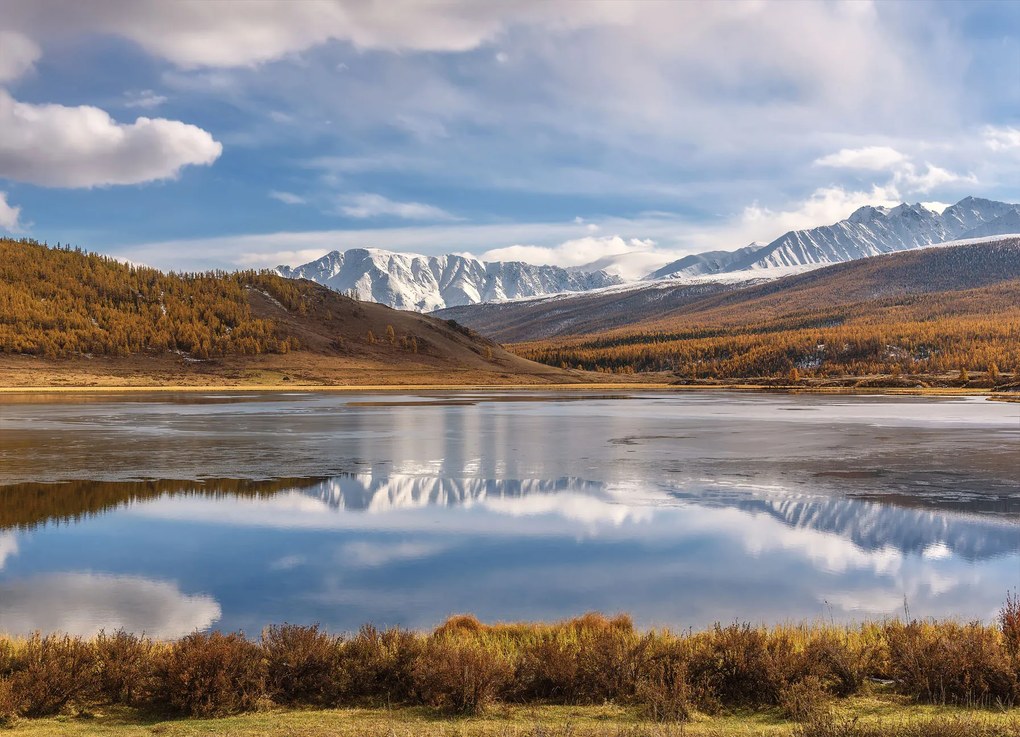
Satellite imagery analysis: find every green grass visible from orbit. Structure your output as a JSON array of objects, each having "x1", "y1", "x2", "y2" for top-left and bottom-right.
[{"x1": 5, "y1": 700, "x2": 1019, "y2": 736}]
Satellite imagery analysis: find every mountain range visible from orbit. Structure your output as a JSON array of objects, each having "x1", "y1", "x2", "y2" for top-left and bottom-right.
[
  {"x1": 276, "y1": 197, "x2": 1020, "y2": 311},
  {"x1": 275, "y1": 248, "x2": 621, "y2": 312}
]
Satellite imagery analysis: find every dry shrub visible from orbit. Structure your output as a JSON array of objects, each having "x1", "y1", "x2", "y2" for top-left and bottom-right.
[
  {"x1": 572, "y1": 614, "x2": 641, "y2": 703},
  {"x1": 8, "y1": 634, "x2": 98, "y2": 717},
  {"x1": 95, "y1": 630, "x2": 155, "y2": 706},
  {"x1": 884, "y1": 621, "x2": 1017, "y2": 706},
  {"x1": 262, "y1": 624, "x2": 346, "y2": 707},
  {"x1": 633, "y1": 638, "x2": 693, "y2": 722},
  {"x1": 687, "y1": 624, "x2": 804, "y2": 708},
  {"x1": 1001, "y1": 593, "x2": 1020, "y2": 661},
  {"x1": 414, "y1": 637, "x2": 512, "y2": 714},
  {"x1": 344, "y1": 625, "x2": 422, "y2": 704},
  {"x1": 434, "y1": 614, "x2": 484, "y2": 637},
  {"x1": 780, "y1": 675, "x2": 832, "y2": 722},
  {"x1": 513, "y1": 636, "x2": 578, "y2": 702},
  {"x1": 152, "y1": 631, "x2": 267, "y2": 717},
  {"x1": 0, "y1": 678, "x2": 18, "y2": 728},
  {"x1": 804, "y1": 627, "x2": 882, "y2": 697}
]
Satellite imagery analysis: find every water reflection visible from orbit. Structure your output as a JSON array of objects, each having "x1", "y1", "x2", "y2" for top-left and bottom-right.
[
  {"x1": 0, "y1": 391, "x2": 1017, "y2": 635},
  {"x1": 0, "y1": 471, "x2": 1017, "y2": 635}
]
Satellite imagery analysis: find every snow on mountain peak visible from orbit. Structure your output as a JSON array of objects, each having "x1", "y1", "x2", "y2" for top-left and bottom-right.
[{"x1": 276, "y1": 248, "x2": 621, "y2": 312}]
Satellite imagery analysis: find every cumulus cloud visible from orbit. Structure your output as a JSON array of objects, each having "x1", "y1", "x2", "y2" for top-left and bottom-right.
[
  {"x1": 0, "y1": 90, "x2": 222, "y2": 187},
  {"x1": 983, "y1": 125, "x2": 1020, "y2": 151},
  {"x1": 742, "y1": 185, "x2": 902, "y2": 237},
  {"x1": 0, "y1": 533, "x2": 18, "y2": 570},
  {"x1": 0, "y1": 30, "x2": 39, "y2": 82},
  {"x1": 0, "y1": 573, "x2": 221, "y2": 638},
  {"x1": 336, "y1": 193, "x2": 455, "y2": 221},
  {"x1": 0, "y1": 0, "x2": 540, "y2": 69},
  {"x1": 814, "y1": 145, "x2": 974, "y2": 195},
  {"x1": 482, "y1": 235, "x2": 673, "y2": 279},
  {"x1": 0, "y1": 192, "x2": 21, "y2": 230}
]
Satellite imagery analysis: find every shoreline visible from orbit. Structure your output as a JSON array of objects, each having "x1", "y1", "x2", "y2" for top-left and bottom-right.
[{"x1": 0, "y1": 382, "x2": 1011, "y2": 398}]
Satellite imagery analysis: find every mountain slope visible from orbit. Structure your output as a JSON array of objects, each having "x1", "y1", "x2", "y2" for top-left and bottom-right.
[
  {"x1": 648, "y1": 243, "x2": 765, "y2": 279},
  {"x1": 733, "y1": 197, "x2": 1020, "y2": 271},
  {"x1": 276, "y1": 248, "x2": 621, "y2": 311},
  {"x1": 512, "y1": 237, "x2": 1020, "y2": 380},
  {"x1": 0, "y1": 239, "x2": 575, "y2": 386}
]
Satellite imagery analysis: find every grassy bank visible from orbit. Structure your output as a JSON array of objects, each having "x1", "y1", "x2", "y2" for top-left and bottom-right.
[
  {"x1": 2, "y1": 602, "x2": 1020, "y2": 731},
  {"x1": 6, "y1": 702, "x2": 1020, "y2": 736}
]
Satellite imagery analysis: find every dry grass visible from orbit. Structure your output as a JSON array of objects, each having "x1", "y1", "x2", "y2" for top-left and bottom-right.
[{"x1": 0, "y1": 607, "x2": 1019, "y2": 729}]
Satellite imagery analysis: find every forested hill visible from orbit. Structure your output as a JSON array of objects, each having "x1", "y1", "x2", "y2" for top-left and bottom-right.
[
  {"x1": 0, "y1": 239, "x2": 554, "y2": 380},
  {"x1": 512, "y1": 238, "x2": 1020, "y2": 381}
]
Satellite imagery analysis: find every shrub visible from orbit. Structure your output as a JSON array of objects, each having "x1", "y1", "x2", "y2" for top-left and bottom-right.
[
  {"x1": 0, "y1": 678, "x2": 18, "y2": 728},
  {"x1": 8, "y1": 634, "x2": 98, "y2": 717},
  {"x1": 262, "y1": 624, "x2": 346, "y2": 707},
  {"x1": 513, "y1": 636, "x2": 578, "y2": 702},
  {"x1": 344, "y1": 625, "x2": 422, "y2": 705},
  {"x1": 780, "y1": 675, "x2": 832, "y2": 722},
  {"x1": 414, "y1": 637, "x2": 512, "y2": 714},
  {"x1": 1001, "y1": 593, "x2": 1020, "y2": 661},
  {"x1": 95, "y1": 630, "x2": 155, "y2": 706},
  {"x1": 152, "y1": 631, "x2": 267, "y2": 717},
  {"x1": 804, "y1": 627, "x2": 881, "y2": 697},
  {"x1": 687, "y1": 624, "x2": 803, "y2": 708},
  {"x1": 884, "y1": 621, "x2": 1017, "y2": 706},
  {"x1": 571, "y1": 614, "x2": 641, "y2": 704},
  {"x1": 633, "y1": 637, "x2": 693, "y2": 722}
]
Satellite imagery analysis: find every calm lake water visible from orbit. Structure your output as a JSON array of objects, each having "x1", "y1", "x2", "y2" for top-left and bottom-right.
[{"x1": 0, "y1": 391, "x2": 1018, "y2": 638}]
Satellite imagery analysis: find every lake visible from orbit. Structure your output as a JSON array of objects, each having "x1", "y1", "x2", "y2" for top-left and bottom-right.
[{"x1": 0, "y1": 391, "x2": 1018, "y2": 638}]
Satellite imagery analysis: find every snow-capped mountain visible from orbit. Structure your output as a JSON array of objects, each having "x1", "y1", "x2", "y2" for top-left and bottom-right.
[
  {"x1": 729, "y1": 196, "x2": 1020, "y2": 271},
  {"x1": 276, "y1": 248, "x2": 621, "y2": 312},
  {"x1": 647, "y1": 243, "x2": 766, "y2": 279}
]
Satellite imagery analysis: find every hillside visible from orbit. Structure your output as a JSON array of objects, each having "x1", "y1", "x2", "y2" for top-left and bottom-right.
[
  {"x1": 511, "y1": 238, "x2": 1020, "y2": 381},
  {"x1": 0, "y1": 239, "x2": 575, "y2": 387}
]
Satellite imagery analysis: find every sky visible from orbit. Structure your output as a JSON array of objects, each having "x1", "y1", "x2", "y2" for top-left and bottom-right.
[{"x1": 1, "y1": 0, "x2": 1020, "y2": 275}]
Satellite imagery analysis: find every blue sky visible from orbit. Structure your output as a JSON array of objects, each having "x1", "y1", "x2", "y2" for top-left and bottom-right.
[{"x1": 1, "y1": 0, "x2": 1020, "y2": 274}]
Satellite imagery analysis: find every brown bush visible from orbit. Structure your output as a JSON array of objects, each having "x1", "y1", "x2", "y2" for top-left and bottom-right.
[
  {"x1": 572, "y1": 614, "x2": 641, "y2": 703},
  {"x1": 633, "y1": 638, "x2": 692, "y2": 722},
  {"x1": 687, "y1": 624, "x2": 804, "y2": 708},
  {"x1": 884, "y1": 621, "x2": 1017, "y2": 706},
  {"x1": 780, "y1": 675, "x2": 832, "y2": 722},
  {"x1": 343, "y1": 625, "x2": 422, "y2": 705},
  {"x1": 152, "y1": 631, "x2": 267, "y2": 717},
  {"x1": 0, "y1": 678, "x2": 18, "y2": 727},
  {"x1": 1001, "y1": 593, "x2": 1020, "y2": 661},
  {"x1": 94, "y1": 630, "x2": 155, "y2": 706},
  {"x1": 513, "y1": 636, "x2": 578, "y2": 702},
  {"x1": 8, "y1": 634, "x2": 98, "y2": 717},
  {"x1": 414, "y1": 637, "x2": 512, "y2": 714},
  {"x1": 804, "y1": 629, "x2": 880, "y2": 697},
  {"x1": 262, "y1": 624, "x2": 346, "y2": 707}
]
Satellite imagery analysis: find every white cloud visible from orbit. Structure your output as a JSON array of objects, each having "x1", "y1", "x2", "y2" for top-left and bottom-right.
[
  {"x1": 0, "y1": 30, "x2": 39, "y2": 82},
  {"x1": 340, "y1": 540, "x2": 448, "y2": 568},
  {"x1": 815, "y1": 146, "x2": 907, "y2": 171},
  {"x1": 336, "y1": 193, "x2": 455, "y2": 221},
  {"x1": 123, "y1": 89, "x2": 168, "y2": 109},
  {"x1": 0, "y1": 533, "x2": 17, "y2": 570},
  {"x1": 741, "y1": 185, "x2": 901, "y2": 236},
  {"x1": 482, "y1": 235, "x2": 671, "y2": 279},
  {"x1": 0, "y1": 192, "x2": 21, "y2": 230},
  {"x1": 983, "y1": 125, "x2": 1020, "y2": 151},
  {"x1": 814, "y1": 145, "x2": 974, "y2": 195},
  {"x1": 269, "y1": 190, "x2": 306, "y2": 205},
  {"x1": 0, "y1": 90, "x2": 222, "y2": 187},
  {"x1": 0, "y1": 573, "x2": 221, "y2": 638}
]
